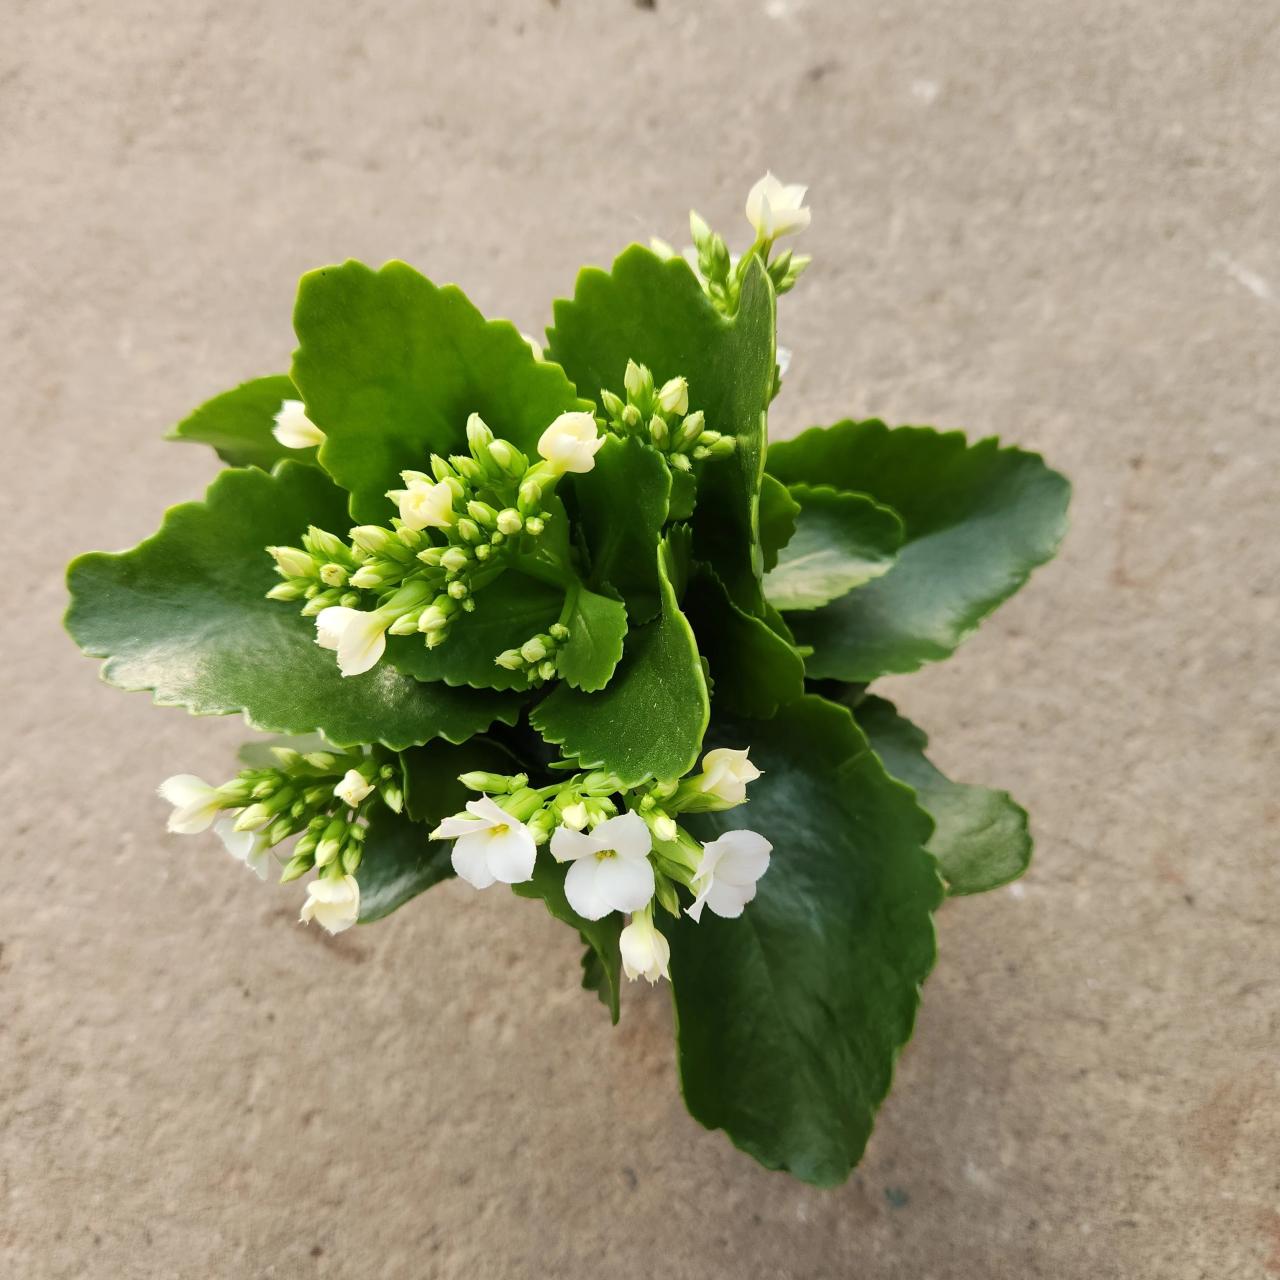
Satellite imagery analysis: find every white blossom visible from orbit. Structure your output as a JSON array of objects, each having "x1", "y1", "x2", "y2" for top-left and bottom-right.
[
  {"x1": 431, "y1": 795, "x2": 537, "y2": 889},
  {"x1": 696, "y1": 747, "x2": 762, "y2": 807},
  {"x1": 551, "y1": 811, "x2": 655, "y2": 921},
  {"x1": 158, "y1": 774, "x2": 224, "y2": 834},
  {"x1": 334, "y1": 768, "x2": 374, "y2": 807},
  {"x1": 299, "y1": 874, "x2": 361, "y2": 934},
  {"x1": 272, "y1": 399, "x2": 326, "y2": 449},
  {"x1": 537, "y1": 411, "x2": 605, "y2": 475},
  {"x1": 687, "y1": 829, "x2": 772, "y2": 922},
  {"x1": 387, "y1": 474, "x2": 456, "y2": 531},
  {"x1": 213, "y1": 817, "x2": 272, "y2": 880},
  {"x1": 620, "y1": 911, "x2": 671, "y2": 984},
  {"x1": 745, "y1": 172, "x2": 811, "y2": 241},
  {"x1": 314, "y1": 606, "x2": 389, "y2": 677}
]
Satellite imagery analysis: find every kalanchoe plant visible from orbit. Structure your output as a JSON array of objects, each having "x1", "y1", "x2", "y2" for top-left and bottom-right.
[{"x1": 64, "y1": 173, "x2": 1070, "y2": 1186}]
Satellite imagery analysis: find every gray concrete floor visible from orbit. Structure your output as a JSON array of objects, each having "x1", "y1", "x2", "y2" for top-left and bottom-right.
[{"x1": 4, "y1": 1, "x2": 1278, "y2": 1276}]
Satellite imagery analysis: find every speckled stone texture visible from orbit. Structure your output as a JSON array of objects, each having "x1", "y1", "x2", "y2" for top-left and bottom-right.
[{"x1": 3, "y1": 1, "x2": 1277, "y2": 1276}]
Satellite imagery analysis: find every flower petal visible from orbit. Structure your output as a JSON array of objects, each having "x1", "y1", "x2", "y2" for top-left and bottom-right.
[
  {"x1": 594, "y1": 854, "x2": 655, "y2": 914},
  {"x1": 564, "y1": 858, "x2": 612, "y2": 921},
  {"x1": 593, "y1": 811, "x2": 652, "y2": 862},
  {"x1": 484, "y1": 826, "x2": 537, "y2": 884},
  {"x1": 452, "y1": 832, "x2": 498, "y2": 889},
  {"x1": 715, "y1": 830, "x2": 773, "y2": 887},
  {"x1": 551, "y1": 823, "x2": 598, "y2": 863}
]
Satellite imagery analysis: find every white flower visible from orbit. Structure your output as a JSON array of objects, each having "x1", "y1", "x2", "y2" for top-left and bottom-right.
[
  {"x1": 430, "y1": 795, "x2": 537, "y2": 889},
  {"x1": 551, "y1": 812, "x2": 655, "y2": 921},
  {"x1": 272, "y1": 399, "x2": 326, "y2": 449},
  {"x1": 158, "y1": 774, "x2": 224, "y2": 834},
  {"x1": 386, "y1": 475, "x2": 456, "y2": 531},
  {"x1": 213, "y1": 817, "x2": 272, "y2": 880},
  {"x1": 697, "y1": 747, "x2": 762, "y2": 807},
  {"x1": 620, "y1": 911, "x2": 671, "y2": 984},
  {"x1": 314, "y1": 606, "x2": 389, "y2": 678},
  {"x1": 299, "y1": 874, "x2": 361, "y2": 934},
  {"x1": 537, "y1": 411, "x2": 605, "y2": 475},
  {"x1": 691, "y1": 829, "x2": 768, "y2": 921},
  {"x1": 745, "y1": 172, "x2": 811, "y2": 240},
  {"x1": 687, "y1": 829, "x2": 772, "y2": 922},
  {"x1": 334, "y1": 768, "x2": 374, "y2": 807}
]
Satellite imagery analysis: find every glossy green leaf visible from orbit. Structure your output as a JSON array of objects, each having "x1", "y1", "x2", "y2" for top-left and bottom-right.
[
  {"x1": 291, "y1": 260, "x2": 591, "y2": 522},
  {"x1": 855, "y1": 695, "x2": 1032, "y2": 896},
  {"x1": 386, "y1": 571, "x2": 564, "y2": 692},
  {"x1": 767, "y1": 420, "x2": 1070, "y2": 679},
  {"x1": 530, "y1": 535, "x2": 708, "y2": 786},
  {"x1": 557, "y1": 585, "x2": 628, "y2": 692},
  {"x1": 65, "y1": 463, "x2": 521, "y2": 749},
  {"x1": 667, "y1": 695, "x2": 942, "y2": 1186},
  {"x1": 763, "y1": 484, "x2": 903, "y2": 611},
  {"x1": 548, "y1": 246, "x2": 776, "y2": 613},
  {"x1": 758, "y1": 472, "x2": 799, "y2": 573},
  {"x1": 570, "y1": 434, "x2": 670, "y2": 622},
  {"x1": 166, "y1": 375, "x2": 311, "y2": 471},
  {"x1": 683, "y1": 567, "x2": 805, "y2": 719},
  {"x1": 514, "y1": 852, "x2": 623, "y2": 1023}
]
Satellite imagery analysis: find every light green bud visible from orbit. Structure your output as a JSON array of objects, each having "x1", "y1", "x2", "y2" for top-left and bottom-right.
[
  {"x1": 265, "y1": 581, "x2": 306, "y2": 601},
  {"x1": 293, "y1": 831, "x2": 319, "y2": 859},
  {"x1": 419, "y1": 605, "x2": 451, "y2": 633},
  {"x1": 496, "y1": 508, "x2": 523, "y2": 535},
  {"x1": 467, "y1": 500, "x2": 497, "y2": 528},
  {"x1": 456, "y1": 517, "x2": 482, "y2": 544},
  {"x1": 387, "y1": 610, "x2": 423, "y2": 635},
  {"x1": 488, "y1": 439, "x2": 525, "y2": 476},
  {"x1": 494, "y1": 648, "x2": 524, "y2": 670},
  {"x1": 233, "y1": 803, "x2": 272, "y2": 832},
  {"x1": 670, "y1": 451, "x2": 693, "y2": 472},
  {"x1": 314, "y1": 815, "x2": 346, "y2": 867},
  {"x1": 440, "y1": 547, "x2": 470, "y2": 573},
  {"x1": 339, "y1": 591, "x2": 361, "y2": 608},
  {"x1": 657, "y1": 376, "x2": 689, "y2": 417},
  {"x1": 268, "y1": 545, "x2": 315, "y2": 578},
  {"x1": 380, "y1": 781, "x2": 404, "y2": 814},
  {"x1": 303, "y1": 526, "x2": 348, "y2": 562},
  {"x1": 349, "y1": 525, "x2": 398, "y2": 557},
  {"x1": 517, "y1": 479, "x2": 542, "y2": 512},
  {"x1": 707, "y1": 436, "x2": 736, "y2": 459},
  {"x1": 649, "y1": 417, "x2": 668, "y2": 446},
  {"x1": 303, "y1": 752, "x2": 336, "y2": 770},
  {"x1": 674, "y1": 410, "x2": 704, "y2": 450},
  {"x1": 621, "y1": 404, "x2": 641, "y2": 430},
  {"x1": 652, "y1": 813, "x2": 678, "y2": 843},
  {"x1": 459, "y1": 770, "x2": 515, "y2": 793},
  {"x1": 466, "y1": 412, "x2": 494, "y2": 452},
  {"x1": 417, "y1": 546, "x2": 445, "y2": 567},
  {"x1": 689, "y1": 210, "x2": 713, "y2": 248},
  {"x1": 350, "y1": 563, "x2": 395, "y2": 590},
  {"x1": 430, "y1": 454, "x2": 457, "y2": 482},
  {"x1": 523, "y1": 515, "x2": 543, "y2": 537},
  {"x1": 624, "y1": 359, "x2": 651, "y2": 402},
  {"x1": 559, "y1": 800, "x2": 588, "y2": 830},
  {"x1": 474, "y1": 543, "x2": 492, "y2": 561},
  {"x1": 425, "y1": 628, "x2": 450, "y2": 649},
  {"x1": 279, "y1": 854, "x2": 312, "y2": 883},
  {"x1": 447, "y1": 580, "x2": 469, "y2": 600},
  {"x1": 449, "y1": 455, "x2": 483, "y2": 483},
  {"x1": 266, "y1": 815, "x2": 296, "y2": 846},
  {"x1": 654, "y1": 872, "x2": 681, "y2": 918},
  {"x1": 549, "y1": 623, "x2": 570, "y2": 642},
  {"x1": 538, "y1": 660, "x2": 557, "y2": 681},
  {"x1": 520, "y1": 637, "x2": 548, "y2": 664},
  {"x1": 600, "y1": 389, "x2": 625, "y2": 420}
]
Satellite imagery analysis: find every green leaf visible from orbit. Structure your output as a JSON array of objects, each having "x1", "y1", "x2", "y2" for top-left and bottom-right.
[
  {"x1": 683, "y1": 567, "x2": 805, "y2": 719},
  {"x1": 766, "y1": 421, "x2": 1070, "y2": 679},
  {"x1": 556, "y1": 585, "x2": 628, "y2": 692},
  {"x1": 758, "y1": 472, "x2": 800, "y2": 573},
  {"x1": 386, "y1": 570, "x2": 564, "y2": 692},
  {"x1": 357, "y1": 804, "x2": 452, "y2": 922},
  {"x1": 166, "y1": 375, "x2": 311, "y2": 471},
  {"x1": 514, "y1": 852, "x2": 623, "y2": 1023},
  {"x1": 667, "y1": 695, "x2": 942, "y2": 1186},
  {"x1": 763, "y1": 484, "x2": 903, "y2": 611},
  {"x1": 855, "y1": 696, "x2": 1032, "y2": 896},
  {"x1": 65, "y1": 463, "x2": 521, "y2": 749},
  {"x1": 357, "y1": 735, "x2": 525, "y2": 921},
  {"x1": 548, "y1": 247, "x2": 776, "y2": 613},
  {"x1": 570, "y1": 434, "x2": 670, "y2": 622},
  {"x1": 291, "y1": 260, "x2": 591, "y2": 523},
  {"x1": 530, "y1": 535, "x2": 708, "y2": 786}
]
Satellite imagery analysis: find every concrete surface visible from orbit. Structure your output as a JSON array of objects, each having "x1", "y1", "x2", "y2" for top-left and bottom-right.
[{"x1": 3, "y1": 1, "x2": 1277, "y2": 1276}]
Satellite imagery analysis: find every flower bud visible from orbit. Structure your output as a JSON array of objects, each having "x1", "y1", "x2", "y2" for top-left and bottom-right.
[
  {"x1": 280, "y1": 854, "x2": 312, "y2": 883},
  {"x1": 520, "y1": 637, "x2": 548, "y2": 664},
  {"x1": 447, "y1": 580, "x2": 469, "y2": 600},
  {"x1": 494, "y1": 648, "x2": 524, "y2": 670},
  {"x1": 467, "y1": 500, "x2": 497, "y2": 528},
  {"x1": 488, "y1": 439, "x2": 525, "y2": 475},
  {"x1": 649, "y1": 418, "x2": 668, "y2": 446},
  {"x1": 266, "y1": 581, "x2": 307, "y2": 601},
  {"x1": 387, "y1": 610, "x2": 423, "y2": 635},
  {"x1": 624, "y1": 359, "x2": 651, "y2": 402},
  {"x1": 652, "y1": 813, "x2": 678, "y2": 843},
  {"x1": 466, "y1": 412, "x2": 494, "y2": 452},
  {"x1": 456, "y1": 517, "x2": 482, "y2": 544},
  {"x1": 560, "y1": 801, "x2": 588, "y2": 830},
  {"x1": 621, "y1": 404, "x2": 641, "y2": 430},
  {"x1": 449, "y1": 455, "x2": 483, "y2": 483},
  {"x1": 429, "y1": 454, "x2": 457, "y2": 482},
  {"x1": 268, "y1": 545, "x2": 315, "y2": 579},
  {"x1": 538, "y1": 660, "x2": 557, "y2": 681},
  {"x1": 524, "y1": 515, "x2": 545, "y2": 537},
  {"x1": 417, "y1": 546, "x2": 445, "y2": 567},
  {"x1": 600, "y1": 389, "x2": 625, "y2": 420},
  {"x1": 657, "y1": 376, "x2": 689, "y2": 417},
  {"x1": 318, "y1": 562, "x2": 348, "y2": 588},
  {"x1": 549, "y1": 623, "x2": 570, "y2": 642},
  {"x1": 440, "y1": 547, "x2": 470, "y2": 574},
  {"x1": 496, "y1": 508, "x2": 523, "y2": 536},
  {"x1": 673, "y1": 410, "x2": 704, "y2": 450},
  {"x1": 303, "y1": 527, "x2": 348, "y2": 562}
]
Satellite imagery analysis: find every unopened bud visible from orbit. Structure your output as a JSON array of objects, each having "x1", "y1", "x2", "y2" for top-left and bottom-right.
[
  {"x1": 494, "y1": 648, "x2": 524, "y2": 670},
  {"x1": 387, "y1": 610, "x2": 423, "y2": 635},
  {"x1": 549, "y1": 623, "x2": 570, "y2": 642},
  {"x1": 652, "y1": 814, "x2": 678, "y2": 842},
  {"x1": 560, "y1": 801, "x2": 588, "y2": 830},
  {"x1": 538, "y1": 660, "x2": 557, "y2": 681},
  {"x1": 649, "y1": 418, "x2": 668, "y2": 446},
  {"x1": 349, "y1": 525, "x2": 398, "y2": 557},
  {"x1": 456, "y1": 518, "x2": 482, "y2": 544},
  {"x1": 440, "y1": 547, "x2": 470, "y2": 573},
  {"x1": 488, "y1": 439, "x2": 524, "y2": 475},
  {"x1": 430, "y1": 455, "x2": 457, "y2": 482},
  {"x1": 520, "y1": 637, "x2": 548, "y2": 664},
  {"x1": 279, "y1": 854, "x2": 312, "y2": 883},
  {"x1": 657, "y1": 376, "x2": 689, "y2": 416},
  {"x1": 268, "y1": 545, "x2": 315, "y2": 578},
  {"x1": 600, "y1": 389, "x2": 625, "y2": 420},
  {"x1": 459, "y1": 770, "x2": 514, "y2": 793},
  {"x1": 447, "y1": 580, "x2": 469, "y2": 600},
  {"x1": 466, "y1": 412, "x2": 494, "y2": 452},
  {"x1": 303, "y1": 526, "x2": 348, "y2": 562},
  {"x1": 266, "y1": 580, "x2": 306, "y2": 601},
  {"x1": 467, "y1": 500, "x2": 497, "y2": 528},
  {"x1": 624, "y1": 359, "x2": 648, "y2": 401},
  {"x1": 496, "y1": 508, "x2": 523, "y2": 536},
  {"x1": 524, "y1": 516, "x2": 545, "y2": 537}
]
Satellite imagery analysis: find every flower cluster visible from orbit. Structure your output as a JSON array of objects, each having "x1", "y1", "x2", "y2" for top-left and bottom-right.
[
  {"x1": 599, "y1": 361, "x2": 733, "y2": 473},
  {"x1": 266, "y1": 410, "x2": 601, "y2": 676},
  {"x1": 428, "y1": 746, "x2": 770, "y2": 985},
  {"x1": 158, "y1": 747, "x2": 402, "y2": 933}
]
